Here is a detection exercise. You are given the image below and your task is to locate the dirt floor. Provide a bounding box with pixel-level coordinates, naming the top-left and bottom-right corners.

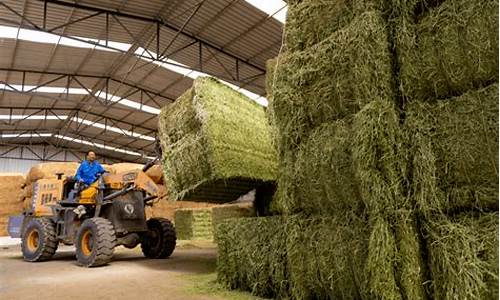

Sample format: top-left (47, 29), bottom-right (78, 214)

top-left (0, 241), bottom-right (262, 300)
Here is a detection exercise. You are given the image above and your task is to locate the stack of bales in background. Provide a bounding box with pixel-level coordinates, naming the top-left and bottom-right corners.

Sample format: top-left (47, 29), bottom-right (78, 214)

top-left (21, 162), bottom-right (80, 210)
top-left (216, 0), bottom-right (498, 299)
top-left (175, 208), bottom-right (213, 240)
top-left (0, 174), bottom-right (25, 236)
top-left (158, 77), bottom-right (277, 203)
top-left (175, 203), bottom-right (254, 241)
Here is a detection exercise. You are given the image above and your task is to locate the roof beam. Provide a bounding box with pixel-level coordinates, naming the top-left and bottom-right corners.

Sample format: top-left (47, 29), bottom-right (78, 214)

top-left (36, 0), bottom-right (266, 74)
top-left (0, 68), bottom-right (174, 103)
top-left (0, 106), bottom-right (157, 137)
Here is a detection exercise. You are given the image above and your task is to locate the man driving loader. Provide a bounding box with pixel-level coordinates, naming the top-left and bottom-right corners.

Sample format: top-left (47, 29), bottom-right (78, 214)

top-left (74, 151), bottom-right (106, 187)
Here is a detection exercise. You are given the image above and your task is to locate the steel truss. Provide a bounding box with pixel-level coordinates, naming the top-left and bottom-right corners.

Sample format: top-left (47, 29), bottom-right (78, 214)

top-left (0, 142), bottom-right (122, 163)
top-left (0, 0), bottom-right (267, 86)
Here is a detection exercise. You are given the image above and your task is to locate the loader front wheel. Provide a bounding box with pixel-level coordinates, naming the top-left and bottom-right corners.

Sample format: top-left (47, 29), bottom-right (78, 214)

top-left (141, 218), bottom-right (176, 259)
top-left (76, 217), bottom-right (116, 267)
top-left (22, 218), bottom-right (58, 262)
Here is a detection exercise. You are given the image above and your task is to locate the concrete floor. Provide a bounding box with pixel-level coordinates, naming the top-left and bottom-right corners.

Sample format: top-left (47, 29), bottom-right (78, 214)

top-left (0, 241), bottom-right (229, 300)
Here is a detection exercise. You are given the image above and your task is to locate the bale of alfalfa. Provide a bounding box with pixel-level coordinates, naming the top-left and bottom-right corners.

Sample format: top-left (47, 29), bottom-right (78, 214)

top-left (396, 0), bottom-right (498, 102)
top-left (286, 212), bottom-right (370, 299)
top-left (25, 162), bottom-right (80, 184)
top-left (271, 11), bottom-right (394, 153)
top-left (426, 212), bottom-right (499, 300)
top-left (394, 210), bottom-right (429, 299)
top-left (0, 173), bottom-right (25, 204)
top-left (158, 77), bottom-right (277, 203)
top-left (211, 203), bottom-right (254, 229)
top-left (277, 120), bottom-right (363, 215)
top-left (406, 83), bottom-right (498, 216)
top-left (0, 174), bottom-right (25, 236)
top-left (214, 216), bottom-right (289, 299)
top-left (145, 165), bottom-right (163, 184)
top-left (174, 208), bottom-right (213, 240)
top-left (108, 163), bottom-right (143, 174)
top-left (353, 100), bottom-right (407, 214)
top-left (285, 0), bottom-right (388, 51)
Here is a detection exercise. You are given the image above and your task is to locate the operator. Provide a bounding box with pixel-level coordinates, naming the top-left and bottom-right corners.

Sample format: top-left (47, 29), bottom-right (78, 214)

top-left (74, 151), bottom-right (106, 187)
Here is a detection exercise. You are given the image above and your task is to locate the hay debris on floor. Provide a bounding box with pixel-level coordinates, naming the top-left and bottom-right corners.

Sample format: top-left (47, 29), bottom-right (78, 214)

top-left (158, 77), bottom-right (277, 203)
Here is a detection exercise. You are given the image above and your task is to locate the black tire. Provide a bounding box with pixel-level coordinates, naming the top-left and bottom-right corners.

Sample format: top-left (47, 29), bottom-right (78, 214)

top-left (141, 218), bottom-right (176, 259)
top-left (75, 217), bottom-right (116, 267)
top-left (21, 218), bottom-right (58, 262)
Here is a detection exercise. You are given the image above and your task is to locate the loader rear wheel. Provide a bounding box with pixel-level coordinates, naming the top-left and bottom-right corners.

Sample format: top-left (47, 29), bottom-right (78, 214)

top-left (141, 218), bottom-right (176, 259)
top-left (22, 218), bottom-right (58, 262)
top-left (76, 217), bottom-right (116, 267)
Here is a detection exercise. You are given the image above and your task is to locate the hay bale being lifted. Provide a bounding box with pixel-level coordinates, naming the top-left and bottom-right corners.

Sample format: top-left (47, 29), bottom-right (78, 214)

top-left (426, 212), bottom-right (499, 300)
top-left (158, 77), bottom-right (277, 203)
top-left (397, 0), bottom-right (498, 102)
top-left (406, 83), bottom-right (498, 215)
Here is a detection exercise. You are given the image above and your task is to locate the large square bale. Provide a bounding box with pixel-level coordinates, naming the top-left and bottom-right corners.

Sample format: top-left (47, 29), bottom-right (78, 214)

top-left (271, 11), bottom-right (394, 153)
top-left (214, 216), bottom-right (289, 299)
top-left (0, 173), bottom-right (25, 236)
top-left (396, 0), bottom-right (498, 102)
top-left (286, 212), bottom-right (370, 299)
top-left (426, 212), bottom-right (499, 300)
top-left (285, 0), bottom-right (388, 51)
top-left (174, 208), bottom-right (213, 240)
top-left (406, 83), bottom-right (498, 215)
top-left (158, 77), bottom-right (277, 203)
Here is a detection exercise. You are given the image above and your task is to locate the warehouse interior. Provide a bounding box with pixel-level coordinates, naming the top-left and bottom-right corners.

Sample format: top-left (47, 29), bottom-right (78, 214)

top-left (0, 0), bottom-right (498, 300)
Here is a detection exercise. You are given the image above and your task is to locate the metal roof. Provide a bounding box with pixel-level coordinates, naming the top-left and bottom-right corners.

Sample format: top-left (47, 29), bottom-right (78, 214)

top-left (0, 0), bottom-right (284, 163)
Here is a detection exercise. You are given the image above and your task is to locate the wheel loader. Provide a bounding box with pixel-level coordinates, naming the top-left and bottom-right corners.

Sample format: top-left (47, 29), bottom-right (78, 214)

top-left (7, 159), bottom-right (176, 267)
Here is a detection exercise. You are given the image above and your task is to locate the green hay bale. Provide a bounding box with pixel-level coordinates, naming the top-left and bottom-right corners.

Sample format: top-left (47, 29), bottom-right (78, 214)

top-left (395, 210), bottom-right (429, 299)
top-left (396, 0), bottom-right (498, 102)
top-left (365, 215), bottom-right (402, 300)
top-left (271, 10), bottom-right (394, 153)
top-left (174, 208), bottom-right (213, 240)
top-left (211, 204), bottom-right (255, 229)
top-left (406, 83), bottom-right (499, 216)
top-left (286, 212), bottom-right (370, 300)
top-left (285, 0), bottom-right (388, 51)
top-left (281, 120), bottom-right (363, 214)
top-left (158, 77), bottom-right (277, 203)
top-left (214, 216), bottom-right (289, 299)
top-left (426, 212), bottom-right (499, 300)
top-left (353, 100), bottom-right (407, 214)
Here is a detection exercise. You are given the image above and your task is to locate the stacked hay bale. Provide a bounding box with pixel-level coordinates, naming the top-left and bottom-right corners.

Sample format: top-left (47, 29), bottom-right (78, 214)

top-left (400, 1), bottom-right (499, 297)
top-left (216, 0), bottom-right (498, 299)
top-left (175, 208), bottom-right (213, 240)
top-left (158, 77), bottom-right (277, 203)
top-left (0, 174), bottom-right (25, 236)
top-left (21, 162), bottom-right (80, 210)
top-left (175, 203), bottom-right (255, 241)
top-left (107, 163), bottom-right (142, 175)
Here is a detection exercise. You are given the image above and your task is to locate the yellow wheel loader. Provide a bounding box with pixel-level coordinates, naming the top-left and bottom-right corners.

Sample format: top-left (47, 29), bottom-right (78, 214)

top-left (8, 159), bottom-right (176, 267)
